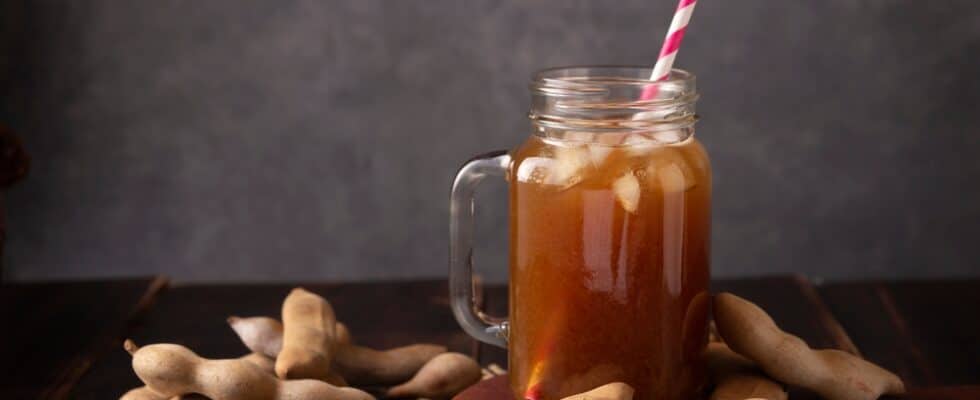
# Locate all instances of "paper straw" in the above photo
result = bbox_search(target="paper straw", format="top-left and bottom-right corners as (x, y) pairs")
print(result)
(641, 0), (697, 100)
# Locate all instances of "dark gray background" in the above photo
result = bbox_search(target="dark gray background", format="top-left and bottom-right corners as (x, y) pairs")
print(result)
(2, 1), (978, 282)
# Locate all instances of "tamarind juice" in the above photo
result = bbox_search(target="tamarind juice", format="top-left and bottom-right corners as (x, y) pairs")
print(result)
(508, 134), (711, 400)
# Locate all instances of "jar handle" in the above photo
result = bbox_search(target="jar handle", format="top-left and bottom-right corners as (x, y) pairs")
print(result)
(449, 150), (511, 348)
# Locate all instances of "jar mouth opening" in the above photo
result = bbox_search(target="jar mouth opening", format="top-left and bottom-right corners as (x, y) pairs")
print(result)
(528, 66), (698, 131)
(530, 66), (696, 103)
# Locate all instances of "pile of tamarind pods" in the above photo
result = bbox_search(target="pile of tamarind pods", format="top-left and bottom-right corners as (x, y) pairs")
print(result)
(121, 289), (905, 400)
(121, 288), (482, 400)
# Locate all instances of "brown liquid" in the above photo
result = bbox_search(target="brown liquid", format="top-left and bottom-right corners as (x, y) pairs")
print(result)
(508, 134), (711, 400)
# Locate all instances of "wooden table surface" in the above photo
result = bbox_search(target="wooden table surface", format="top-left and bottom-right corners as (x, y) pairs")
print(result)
(1, 275), (976, 399)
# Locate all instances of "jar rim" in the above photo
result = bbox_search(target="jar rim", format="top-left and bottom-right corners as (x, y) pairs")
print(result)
(529, 65), (696, 100)
(527, 66), (698, 133)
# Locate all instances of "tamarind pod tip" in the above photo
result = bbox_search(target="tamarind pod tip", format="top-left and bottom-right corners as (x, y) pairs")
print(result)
(124, 339), (139, 355)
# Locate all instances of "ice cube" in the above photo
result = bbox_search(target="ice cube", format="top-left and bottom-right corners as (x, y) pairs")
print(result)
(649, 129), (692, 144)
(587, 144), (613, 166)
(516, 157), (552, 184)
(551, 145), (589, 188)
(563, 131), (596, 143)
(612, 171), (640, 213)
(623, 133), (668, 157)
(516, 146), (589, 189)
(585, 133), (626, 166)
(658, 163), (688, 193)
(596, 132), (626, 146)
(623, 133), (659, 147)
(645, 148), (697, 192)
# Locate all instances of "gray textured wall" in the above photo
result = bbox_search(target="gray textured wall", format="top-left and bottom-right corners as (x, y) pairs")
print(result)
(2, 1), (978, 282)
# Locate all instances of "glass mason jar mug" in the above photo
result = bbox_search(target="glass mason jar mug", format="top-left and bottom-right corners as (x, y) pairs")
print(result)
(450, 66), (711, 400)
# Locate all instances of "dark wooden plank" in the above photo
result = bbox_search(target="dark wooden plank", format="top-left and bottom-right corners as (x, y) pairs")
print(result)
(886, 385), (980, 400)
(70, 280), (476, 399)
(820, 282), (938, 386)
(820, 280), (980, 387)
(0, 277), (167, 400)
(883, 281), (980, 386)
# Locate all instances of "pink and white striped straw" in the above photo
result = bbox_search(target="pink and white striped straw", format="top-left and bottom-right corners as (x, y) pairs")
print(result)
(641, 0), (697, 100)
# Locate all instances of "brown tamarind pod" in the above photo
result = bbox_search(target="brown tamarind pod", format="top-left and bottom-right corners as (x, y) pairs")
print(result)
(560, 382), (634, 400)
(386, 352), (482, 400)
(276, 288), (337, 380)
(125, 340), (372, 400)
(705, 342), (786, 400)
(714, 293), (904, 400)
